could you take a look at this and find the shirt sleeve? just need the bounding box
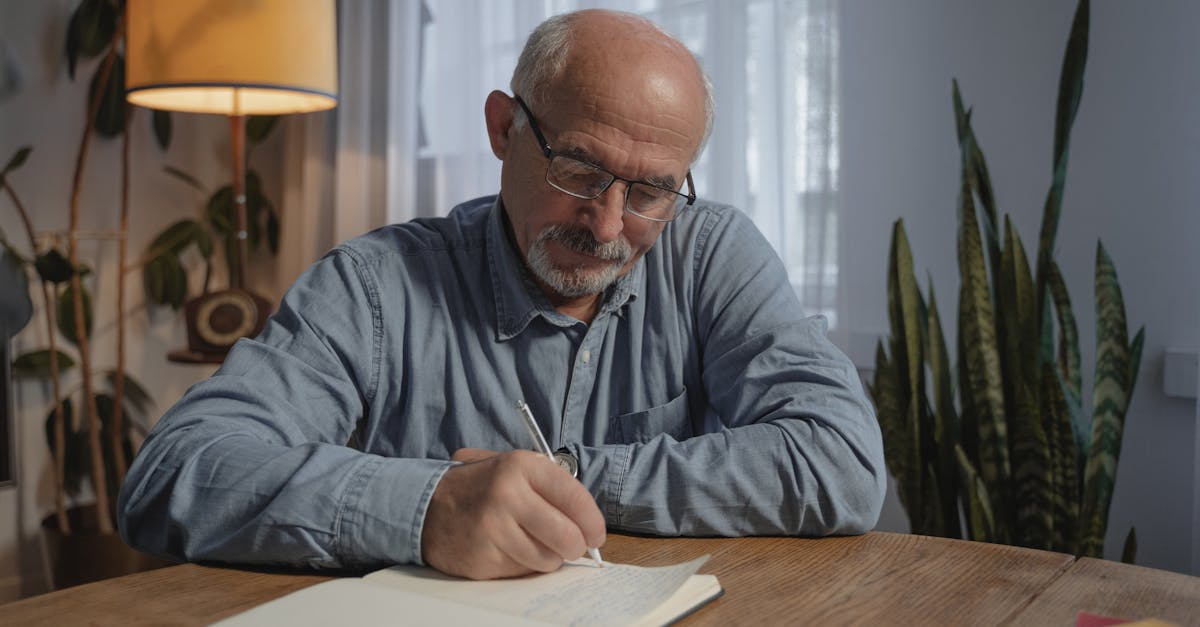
[576,208,888,537]
[117,248,453,569]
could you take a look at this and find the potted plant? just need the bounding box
[869,0,1143,561]
[1,0,161,588]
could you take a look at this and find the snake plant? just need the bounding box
[870,0,1144,558]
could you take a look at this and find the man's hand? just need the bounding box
[421,449,606,580]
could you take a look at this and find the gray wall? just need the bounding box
[839,0,1200,575]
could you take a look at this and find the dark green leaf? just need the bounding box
[145,219,202,259]
[1,146,32,178]
[34,249,75,283]
[13,349,76,377]
[105,370,153,418]
[1078,242,1132,558]
[153,110,172,151]
[246,115,280,144]
[44,398,87,496]
[1120,527,1136,564]
[142,254,188,309]
[57,283,93,345]
[267,210,280,254]
[143,256,167,306]
[196,227,214,259]
[164,255,188,309]
[90,53,126,138]
[163,165,207,193]
[207,185,235,234]
[66,0,117,80]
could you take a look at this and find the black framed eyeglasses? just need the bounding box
[514,96,696,223]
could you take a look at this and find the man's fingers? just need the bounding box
[522,455,607,552]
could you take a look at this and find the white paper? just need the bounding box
[364,555,710,626]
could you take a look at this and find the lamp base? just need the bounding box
[168,288,271,363]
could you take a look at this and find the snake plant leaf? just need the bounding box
[1053,0,1090,174]
[872,342,910,497]
[1127,328,1145,398]
[1004,219,1051,548]
[1044,364,1080,554]
[952,82,1000,282]
[1047,260,1082,403]
[999,216,1039,404]
[1120,527,1137,565]
[1078,242,1132,558]
[956,444,996,542]
[925,280,961,538]
[957,136,1009,530]
[1036,0,1090,324]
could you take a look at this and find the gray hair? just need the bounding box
[509,11,715,159]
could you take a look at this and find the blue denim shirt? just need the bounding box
[118,196,886,569]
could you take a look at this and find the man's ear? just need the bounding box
[484,90,516,160]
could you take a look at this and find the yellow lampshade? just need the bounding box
[125,0,337,115]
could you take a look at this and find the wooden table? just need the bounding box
[3,532,1197,626]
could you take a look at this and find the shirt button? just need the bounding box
[581,349,591,364]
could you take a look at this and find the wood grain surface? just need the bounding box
[1007,556,1200,626]
[3,532,1196,626]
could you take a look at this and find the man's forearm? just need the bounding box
[577,414,886,537]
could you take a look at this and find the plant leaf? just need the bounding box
[246,115,280,144]
[1078,242,1132,558]
[65,0,117,80]
[153,109,172,151]
[105,370,153,419]
[925,280,961,539]
[34,248,76,283]
[44,398,87,496]
[163,165,207,193]
[957,134,1010,539]
[145,219,202,259]
[90,52,126,138]
[56,283,93,345]
[1120,527,1137,564]
[1,146,32,179]
[13,349,76,377]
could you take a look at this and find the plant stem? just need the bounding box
[67,18,125,535]
[111,103,132,483]
[3,181,70,534]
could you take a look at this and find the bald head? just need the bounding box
[510,10,713,159]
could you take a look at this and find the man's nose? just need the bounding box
[583,182,626,243]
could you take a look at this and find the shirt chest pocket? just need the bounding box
[608,387,692,444]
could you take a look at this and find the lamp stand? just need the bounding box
[166,104,271,364]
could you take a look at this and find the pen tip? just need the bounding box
[589,547,603,567]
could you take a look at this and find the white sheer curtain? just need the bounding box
[284,0,838,324]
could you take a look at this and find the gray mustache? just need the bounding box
[540,225,632,262]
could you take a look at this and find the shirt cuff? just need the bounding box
[334,455,455,567]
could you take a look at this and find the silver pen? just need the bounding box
[516,399,604,567]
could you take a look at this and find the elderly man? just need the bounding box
[119,9,885,581]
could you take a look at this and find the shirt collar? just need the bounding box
[486,197,644,341]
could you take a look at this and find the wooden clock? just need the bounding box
[167,288,271,363]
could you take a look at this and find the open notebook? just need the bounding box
[217,555,722,627]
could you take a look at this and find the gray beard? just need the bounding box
[525,225,633,298]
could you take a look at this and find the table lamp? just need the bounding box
[125,0,337,362]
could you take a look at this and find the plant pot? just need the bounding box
[40,504,174,590]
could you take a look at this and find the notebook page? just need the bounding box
[364,555,710,626]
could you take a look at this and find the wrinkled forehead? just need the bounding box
[540,38,707,161]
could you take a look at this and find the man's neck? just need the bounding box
[542,288,603,325]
